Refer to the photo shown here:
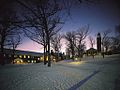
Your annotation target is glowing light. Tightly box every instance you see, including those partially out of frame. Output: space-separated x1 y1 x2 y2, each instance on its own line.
16 61 20 63
75 58 78 60
41 56 48 61
24 55 26 58
38 58 40 60
31 60 34 63
28 56 30 58
40 57 43 61
53 58 56 61
19 55 22 58
14 58 23 64
69 61 82 65
20 60 23 63
46 56 48 61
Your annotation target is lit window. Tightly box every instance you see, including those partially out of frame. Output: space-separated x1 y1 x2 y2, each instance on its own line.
28 56 30 58
19 55 22 58
75 58 78 60
46 56 48 61
40 57 43 60
24 55 26 58
34 60 36 63
31 60 34 63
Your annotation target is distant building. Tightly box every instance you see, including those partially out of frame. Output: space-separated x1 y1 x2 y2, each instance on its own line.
0 49 64 64
1 49 43 64
86 48 97 56
97 33 101 53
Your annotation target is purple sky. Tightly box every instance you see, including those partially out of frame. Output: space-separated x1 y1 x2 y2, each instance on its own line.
17 0 120 52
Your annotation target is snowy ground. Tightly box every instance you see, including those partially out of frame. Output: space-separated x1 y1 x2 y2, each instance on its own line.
0 54 120 90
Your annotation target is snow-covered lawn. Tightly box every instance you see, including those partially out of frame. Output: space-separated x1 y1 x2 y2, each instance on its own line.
0 54 120 90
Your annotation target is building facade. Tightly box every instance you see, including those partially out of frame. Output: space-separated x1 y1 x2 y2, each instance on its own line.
1 49 43 64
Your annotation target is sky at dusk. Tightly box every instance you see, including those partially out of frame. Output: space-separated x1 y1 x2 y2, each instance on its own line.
17 0 120 53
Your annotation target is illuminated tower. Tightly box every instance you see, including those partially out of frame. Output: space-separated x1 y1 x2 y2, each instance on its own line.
97 33 101 52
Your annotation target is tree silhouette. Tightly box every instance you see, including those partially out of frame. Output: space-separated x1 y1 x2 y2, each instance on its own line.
51 34 62 61
64 31 76 60
101 30 111 53
16 0 63 66
76 25 89 58
111 25 120 53
89 36 95 48
64 25 89 60
0 0 20 65
7 34 22 64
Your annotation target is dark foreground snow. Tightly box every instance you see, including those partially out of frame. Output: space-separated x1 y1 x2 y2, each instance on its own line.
0 54 120 90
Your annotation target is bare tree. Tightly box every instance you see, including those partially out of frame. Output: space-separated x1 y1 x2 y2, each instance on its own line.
7 34 22 64
76 25 89 58
103 36 112 53
0 0 20 65
101 30 111 53
51 34 62 61
64 31 76 60
16 0 62 67
64 25 89 60
111 37 120 53
51 34 62 52
100 29 112 58
111 25 120 53
88 35 96 58
89 36 95 48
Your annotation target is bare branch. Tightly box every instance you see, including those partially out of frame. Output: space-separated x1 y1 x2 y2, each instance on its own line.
89 36 95 48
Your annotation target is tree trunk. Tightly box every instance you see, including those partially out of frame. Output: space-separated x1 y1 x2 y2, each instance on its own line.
78 49 80 57
105 46 108 53
57 51 59 61
44 45 47 65
71 46 75 60
12 49 15 64
0 41 5 65
102 45 105 58
0 38 5 53
47 39 51 67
